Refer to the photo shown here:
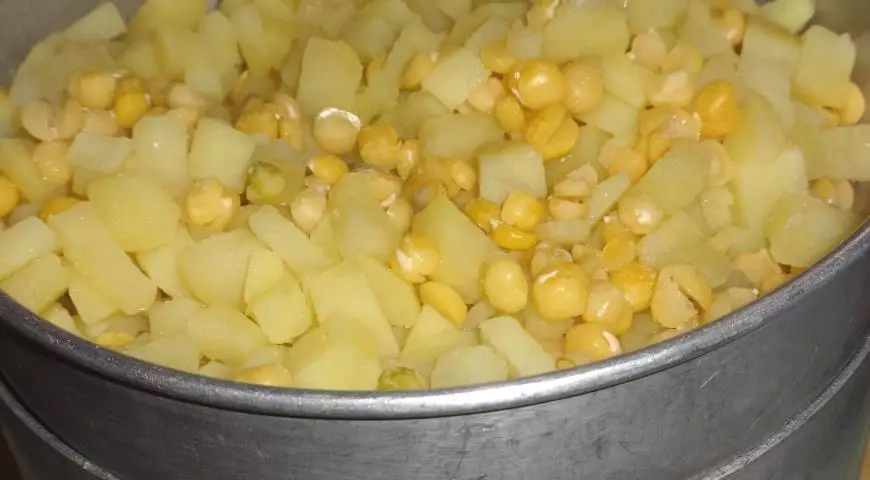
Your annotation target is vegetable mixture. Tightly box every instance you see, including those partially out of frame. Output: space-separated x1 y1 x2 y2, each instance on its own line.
0 0 867 391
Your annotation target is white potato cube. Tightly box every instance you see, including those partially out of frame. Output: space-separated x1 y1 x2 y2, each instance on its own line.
297 37 363 115
135 227 195 299
765 193 857 267
479 142 548 206
419 112 504 160
87 172 181 252
479 316 555 378
42 303 82 337
65 3 127 41
422 47 490 111
329 174 401 264
285 321 382 390
68 269 118 325
402 306 477 364
579 94 638 138
733 147 808 232
244 249 286 305
248 206 336 279
602 55 652 109
629 141 710 214
1 254 68 313
248 277 312 345
188 118 256 192
127 334 201 373
189 306 268 365
0 217 58 281
149 297 204 339
178 230 263 311
0 139 54 202
819 125 870 181
430 345 509 389
355 256 421 328
130 115 190 198
793 26 856 108
48 203 157 314
68 132 133 173
543 5 630 63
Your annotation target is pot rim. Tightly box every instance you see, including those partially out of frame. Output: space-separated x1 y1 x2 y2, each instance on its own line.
1 222 868 420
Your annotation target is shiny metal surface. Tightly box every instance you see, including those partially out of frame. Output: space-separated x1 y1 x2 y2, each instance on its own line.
1 0 870 479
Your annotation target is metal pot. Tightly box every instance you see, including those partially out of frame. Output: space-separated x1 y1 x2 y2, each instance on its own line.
2 1 870 479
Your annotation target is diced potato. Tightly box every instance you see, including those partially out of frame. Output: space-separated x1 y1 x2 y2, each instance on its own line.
0 217 58 281
696 53 741 91
630 141 710 214
422 47 490 111
65 3 127 42
579 94 638 138
129 115 190 198
285 320 382 390
329 174 400 264
436 0 471 20
479 142 548 205
479 316 555 378
231 4 293 76
741 18 801 73
638 213 732 286
793 26 856 108
587 173 631 223
309 217 342 264
153 27 208 81
129 0 208 35
179 230 263 311
765 193 857 267
135 227 195 299
82 313 147 343
1 254 68 313
297 37 363 115
739 57 794 127
419 112 504 160
49 202 157 314
189 306 268 365
42 303 82 337
626 0 687 34
545 126 609 186
505 23 543 60
761 0 815 33
602 55 652 109
465 17 511 53
0 90 17 137
188 118 257 192
184 62 225 101
248 277 312 344
681 0 732 58
430 345 508 388
402 306 477 364
68 132 133 174
87 172 181 252
200 360 234 380
535 219 592 246
248 141 307 207
355 256 421 328
307 261 399 356
148 297 204 338
732 147 808 232
118 38 162 81
244 249 286 305
68 268 118 325
444 3 527 48
377 92 452 140
127 334 201 373
241 345 286 369
619 312 662 353
248 206 336 278
199 11 242 76
0 139 54 202
817 125 870 181
724 94 785 165
543 5 630 63
412 196 500 303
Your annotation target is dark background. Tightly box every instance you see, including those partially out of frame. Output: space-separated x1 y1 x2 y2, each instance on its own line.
1 434 19 478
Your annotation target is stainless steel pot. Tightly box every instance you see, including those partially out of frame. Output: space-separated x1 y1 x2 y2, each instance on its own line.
2 1 870 479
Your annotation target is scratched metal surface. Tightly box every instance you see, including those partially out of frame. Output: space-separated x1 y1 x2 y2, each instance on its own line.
2 0 870 479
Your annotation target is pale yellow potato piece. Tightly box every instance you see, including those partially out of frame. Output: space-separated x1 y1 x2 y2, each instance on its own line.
412 195 500 303
578 93 638 139
430 345 508 389
602 54 652 109
626 0 687 34
68 132 134 173
375 92 450 140
285 321 382 391
765 193 857 267
419 112 504 161
422 47 490 111
543 4 630 63
545 126 609 187
247 141 307 207
241 345 287 370
130 115 190 198
444 3 526 49
329 174 401 264
244 249 286 305
248 206 336 279
479 316 555 378
135 227 195 299
188 118 257 192
465 16 511 53
149 297 204 339
48 202 157 314
185 60 226 101
248 277 312 345
307 261 399 356
587 173 631 223
68 268 118 325
65 2 127 42
127 334 201 373
733 147 808 232
742 18 801 73
82 314 147 342
818 126 870 181
1 254 68 314
178 230 263 311
681 1 732 58
189 306 268 366
355 256 421 328
0 217 58 281
231 4 293 76
87 172 181 252
629 141 710 215
761 0 815 33
119 38 161 81
0 139 54 203
309 217 342 265
793 26 856 108
297 37 363 115
200 361 234 380
402 306 477 364
42 303 82 337
200 11 242 76
129 0 208 34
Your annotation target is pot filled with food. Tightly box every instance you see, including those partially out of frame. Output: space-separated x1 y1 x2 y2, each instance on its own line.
2 0 870 478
